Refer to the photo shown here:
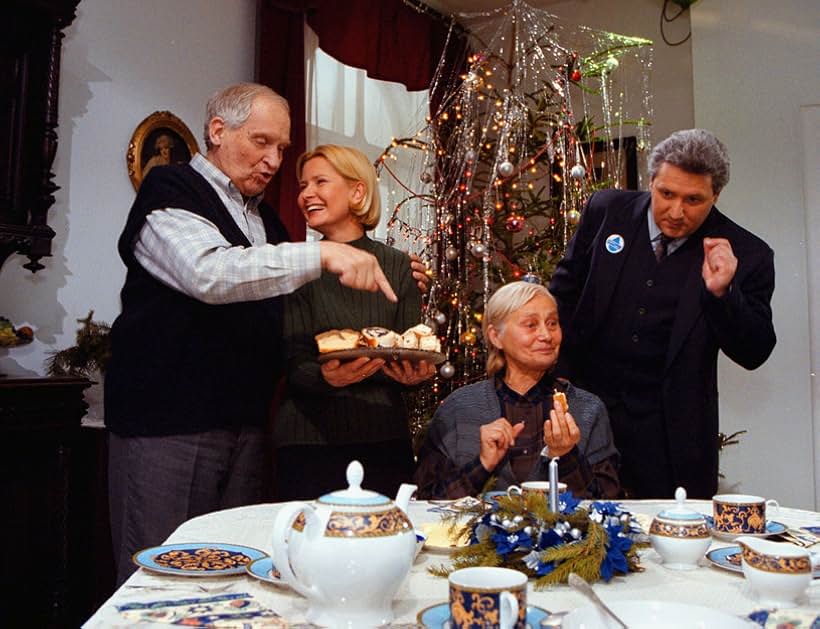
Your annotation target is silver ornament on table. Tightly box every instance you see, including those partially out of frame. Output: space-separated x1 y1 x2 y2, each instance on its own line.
570 164 586 179
497 160 514 177
440 362 455 379
567 209 581 225
445 246 459 261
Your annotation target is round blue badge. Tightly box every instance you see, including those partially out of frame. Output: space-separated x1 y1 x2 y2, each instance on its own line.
605 234 624 253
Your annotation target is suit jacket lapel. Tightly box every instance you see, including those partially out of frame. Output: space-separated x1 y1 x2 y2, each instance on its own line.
591 194 650 330
664 208 723 369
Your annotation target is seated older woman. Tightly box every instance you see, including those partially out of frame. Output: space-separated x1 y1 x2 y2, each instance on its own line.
415 281 620 499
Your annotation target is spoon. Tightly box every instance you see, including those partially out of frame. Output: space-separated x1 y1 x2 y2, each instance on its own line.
567 573 629 629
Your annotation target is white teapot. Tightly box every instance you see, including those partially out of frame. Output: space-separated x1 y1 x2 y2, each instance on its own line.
271 460 417 628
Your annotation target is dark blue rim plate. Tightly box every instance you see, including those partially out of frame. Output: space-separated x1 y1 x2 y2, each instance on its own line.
703 515 787 540
706 545 819 579
417 602 550 627
132 542 268 577
245 556 287 586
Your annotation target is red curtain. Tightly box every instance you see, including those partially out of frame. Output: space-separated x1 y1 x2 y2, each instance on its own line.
257 1 309 241
256 0 462 241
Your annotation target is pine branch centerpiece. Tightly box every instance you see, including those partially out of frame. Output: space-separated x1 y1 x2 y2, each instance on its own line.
430 492 647 587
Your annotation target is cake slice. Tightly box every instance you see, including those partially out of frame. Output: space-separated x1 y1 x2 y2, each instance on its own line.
315 329 362 353
418 334 441 353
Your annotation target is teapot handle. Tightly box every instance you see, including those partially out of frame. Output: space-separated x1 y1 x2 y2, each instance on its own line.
271 502 324 601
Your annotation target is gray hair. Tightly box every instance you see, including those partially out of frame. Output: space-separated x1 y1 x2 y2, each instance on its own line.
203 83 289 150
648 128 730 194
483 281 556 376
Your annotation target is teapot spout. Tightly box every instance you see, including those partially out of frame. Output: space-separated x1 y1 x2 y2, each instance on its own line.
395 483 417 513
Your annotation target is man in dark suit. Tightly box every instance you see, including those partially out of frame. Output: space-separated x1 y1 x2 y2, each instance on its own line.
549 129 775 499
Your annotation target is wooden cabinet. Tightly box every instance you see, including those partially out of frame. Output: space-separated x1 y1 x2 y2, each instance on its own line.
1 0 80 272
0 376 93 627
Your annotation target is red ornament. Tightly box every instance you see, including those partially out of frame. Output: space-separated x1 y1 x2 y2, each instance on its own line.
571 69 582 82
504 214 525 233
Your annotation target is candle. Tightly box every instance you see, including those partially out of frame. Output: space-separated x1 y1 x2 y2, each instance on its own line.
549 457 559 513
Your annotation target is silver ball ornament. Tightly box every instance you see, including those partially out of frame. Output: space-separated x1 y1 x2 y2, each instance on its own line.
445 246 459 261
570 164 586 179
434 311 447 326
497 160 515 177
439 362 455 379
470 243 487 258
567 209 581 225
604 56 620 72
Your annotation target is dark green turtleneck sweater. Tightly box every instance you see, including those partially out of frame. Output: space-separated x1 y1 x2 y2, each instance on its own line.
274 235 421 447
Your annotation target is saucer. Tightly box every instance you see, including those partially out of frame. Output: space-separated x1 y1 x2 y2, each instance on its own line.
704 515 787 541
706 545 820 579
245 556 287 586
417 602 550 627
132 542 267 577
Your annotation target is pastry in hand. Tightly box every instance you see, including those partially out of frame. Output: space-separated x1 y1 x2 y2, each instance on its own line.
552 390 568 412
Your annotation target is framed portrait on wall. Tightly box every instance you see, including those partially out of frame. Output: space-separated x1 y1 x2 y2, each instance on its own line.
126 111 199 191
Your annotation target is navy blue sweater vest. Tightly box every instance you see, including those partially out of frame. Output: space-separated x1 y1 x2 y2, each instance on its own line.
105 164 288 436
585 222 699 414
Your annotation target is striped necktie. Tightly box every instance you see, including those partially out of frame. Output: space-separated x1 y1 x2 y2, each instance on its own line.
654 233 671 262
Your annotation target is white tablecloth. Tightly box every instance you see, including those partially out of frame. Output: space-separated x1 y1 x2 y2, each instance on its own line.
83 499 820 627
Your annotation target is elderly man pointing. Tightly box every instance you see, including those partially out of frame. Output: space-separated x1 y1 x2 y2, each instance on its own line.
105 83 398 585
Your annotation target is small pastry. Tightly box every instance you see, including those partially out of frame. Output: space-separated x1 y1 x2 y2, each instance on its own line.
553 390 568 412
362 326 399 348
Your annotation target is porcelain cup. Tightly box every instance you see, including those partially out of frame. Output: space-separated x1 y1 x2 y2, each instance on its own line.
737 537 811 607
448 566 527 629
506 481 567 499
712 494 778 534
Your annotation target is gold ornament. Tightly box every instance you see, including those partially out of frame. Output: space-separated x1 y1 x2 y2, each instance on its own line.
460 331 477 346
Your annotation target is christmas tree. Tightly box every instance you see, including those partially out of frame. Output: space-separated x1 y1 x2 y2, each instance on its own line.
377 0 654 440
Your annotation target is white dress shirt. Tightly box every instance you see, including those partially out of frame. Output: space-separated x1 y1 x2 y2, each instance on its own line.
132 153 320 304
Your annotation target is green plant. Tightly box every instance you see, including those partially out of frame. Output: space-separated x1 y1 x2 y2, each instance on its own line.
46 311 111 377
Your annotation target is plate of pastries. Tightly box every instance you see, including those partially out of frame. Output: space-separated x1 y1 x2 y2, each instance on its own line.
315 324 446 365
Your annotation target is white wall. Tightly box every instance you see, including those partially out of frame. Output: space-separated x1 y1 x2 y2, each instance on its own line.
691 0 820 509
0 0 257 376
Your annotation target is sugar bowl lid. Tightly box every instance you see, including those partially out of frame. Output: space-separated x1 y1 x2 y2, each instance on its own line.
654 487 706 524
316 460 391 507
